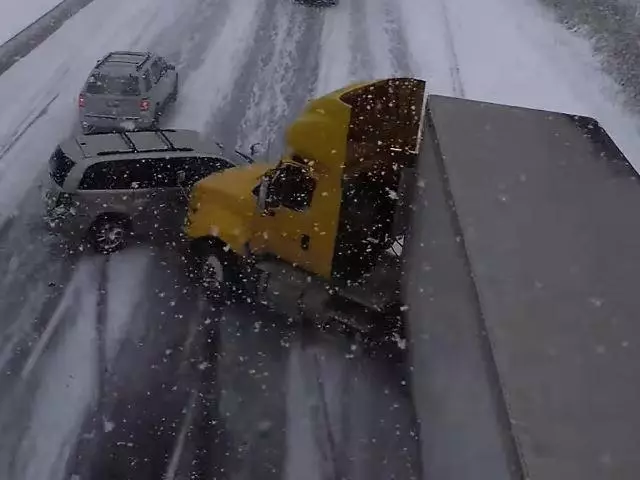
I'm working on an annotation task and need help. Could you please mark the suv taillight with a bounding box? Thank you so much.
[140,98,150,112]
[78,93,85,108]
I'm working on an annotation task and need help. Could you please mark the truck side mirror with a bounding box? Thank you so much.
[257,177,269,211]
[250,142,263,157]
[255,174,277,216]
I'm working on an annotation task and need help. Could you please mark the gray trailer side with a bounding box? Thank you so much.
[404,95,640,479]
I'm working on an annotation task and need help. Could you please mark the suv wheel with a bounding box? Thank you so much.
[90,216,130,254]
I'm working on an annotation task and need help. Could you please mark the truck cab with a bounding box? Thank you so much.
[185,78,426,331]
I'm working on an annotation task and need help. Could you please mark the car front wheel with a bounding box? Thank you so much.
[90,216,131,254]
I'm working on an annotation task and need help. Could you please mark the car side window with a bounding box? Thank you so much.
[150,59,163,83]
[185,157,233,185]
[79,161,132,190]
[168,156,231,188]
[78,159,181,190]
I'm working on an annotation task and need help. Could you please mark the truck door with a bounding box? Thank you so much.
[251,162,320,273]
[163,155,235,231]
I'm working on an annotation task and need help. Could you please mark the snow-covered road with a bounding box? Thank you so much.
[0,0,638,478]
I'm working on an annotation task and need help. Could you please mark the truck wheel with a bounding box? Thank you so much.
[189,239,239,304]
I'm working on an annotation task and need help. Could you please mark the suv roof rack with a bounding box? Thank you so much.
[93,129,194,156]
[95,51,152,71]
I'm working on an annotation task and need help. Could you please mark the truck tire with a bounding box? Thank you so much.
[188,238,240,304]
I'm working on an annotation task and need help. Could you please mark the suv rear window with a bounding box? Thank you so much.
[86,73,141,96]
[49,147,75,187]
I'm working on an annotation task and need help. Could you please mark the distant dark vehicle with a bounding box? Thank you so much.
[294,0,338,7]
[78,51,179,134]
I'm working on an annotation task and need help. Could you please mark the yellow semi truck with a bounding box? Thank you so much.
[183,76,640,480]
[184,77,424,333]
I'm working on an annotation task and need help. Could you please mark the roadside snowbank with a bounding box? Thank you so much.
[0,0,64,46]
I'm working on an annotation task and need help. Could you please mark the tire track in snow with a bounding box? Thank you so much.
[348,0,376,80]
[0,253,86,407]
[232,1,325,155]
[381,0,413,77]
[170,0,264,135]
[286,332,421,480]
[65,247,212,480]
[436,0,466,97]
[315,2,351,95]
[284,339,332,480]
[145,0,233,82]
[202,0,279,146]
[0,257,100,480]
[0,0,98,77]
[215,305,291,479]
[0,92,60,162]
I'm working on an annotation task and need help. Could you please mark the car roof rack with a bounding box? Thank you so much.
[95,51,152,71]
[93,129,194,156]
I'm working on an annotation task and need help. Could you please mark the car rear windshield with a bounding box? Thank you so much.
[49,146,75,187]
[85,73,141,96]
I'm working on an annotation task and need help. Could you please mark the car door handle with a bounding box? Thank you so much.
[300,234,310,251]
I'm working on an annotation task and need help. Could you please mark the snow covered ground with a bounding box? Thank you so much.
[0,0,65,46]
[0,0,638,478]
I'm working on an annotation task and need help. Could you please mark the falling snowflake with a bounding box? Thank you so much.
[392,333,407,350]
[103,419,115,433]
[589,297,604,308]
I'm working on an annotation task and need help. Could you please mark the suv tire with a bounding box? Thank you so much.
[90,215,131,254]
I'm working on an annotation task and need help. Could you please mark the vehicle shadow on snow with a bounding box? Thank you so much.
[61,244,228,480]
[58,245,418,480]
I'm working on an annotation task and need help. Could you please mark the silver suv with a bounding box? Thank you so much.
[79,51,178,134]
[45,129,250,253]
